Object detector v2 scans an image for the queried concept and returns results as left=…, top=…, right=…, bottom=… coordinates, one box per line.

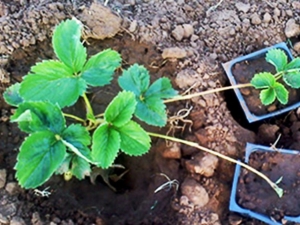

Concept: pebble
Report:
left=161, top=142, right=181, bottom=159
left=182, top=24, right=194, bottom=38
left=5, top=182, right=20, bottom=195
left=263, top=13, right=272, bottom=23
left=273, top=8, right=280, bottom=17
left=0, top=169, right=7, bottom=188
left=162, top=47, right=187, bottom=59
left=294, top=42, right=300, bottom=54
left=171, top=25, right=184, bottom=41
left=285, top=19, right=300, bottom=38
left=292, top=1, right=300, bottom=10
left=181, top=178, right=209, bottom=207
left=10, top=216, right=26, bottom=225
left=250, top=13, right=261, bottom=25
left=267, top=104, right=277, bottom=112
left=235, top=2, right=250, bottom=13
left=128, top=20, right=137, bottom=32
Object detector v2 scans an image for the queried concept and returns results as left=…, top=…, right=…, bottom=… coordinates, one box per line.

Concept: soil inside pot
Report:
left=237, top=150, right=300, bottom=221
left=232, top=54, right=300, bottom=116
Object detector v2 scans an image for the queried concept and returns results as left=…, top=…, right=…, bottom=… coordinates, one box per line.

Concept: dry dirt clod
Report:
left=0, top=169, right=7, bottom=189
left=181, top=178, right=209, bottom=207
left=185, top=153, right=218, bottom=177
left=160, top=142, right=181, bottom=159
left=162, top=47, right=187, bottom=59
left=251, top=13, right=261, bottom=25
left=294, top=42, right=300, bottom=54
left=172, top=25, right=184, bottom=41
left=235, top=2, right=250, bottom=13
left=5, top=182, right=20, bottom=195
left=284, top=19, right=300, bottom=38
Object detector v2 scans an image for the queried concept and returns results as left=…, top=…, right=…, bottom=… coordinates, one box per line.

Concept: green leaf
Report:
left=118, top=64, right=150, bottom=96
left=81, top=49, right=121, bottom=87
left=104, top=91, right=137, bottom=127
left=145, top=77, right=178, bottom=99
left=118, top=121, right=151, bottom=156
left=251, top=72, right=275, bottom=89
left=92, top=123, right=120, bottom=168
left=19, top=66, right=87, bottom=108
left=15, top=131, right=66, bottom=189
left=260, top=88, right=276, bottom=105
left=266, top=48, right=288, bottom=72
left=62, top=124, right=91, bottom=147
left=11, top=101, right=65, bottom=134
left=274, top=83, right=288, bottom=104
left=285, top=58, right=300, bottom=70
left=3, top=83, right=23, bottom=106
left=283, top=71, right=300, bottom=88
left=52, top=19, right=86, bottom=73
left=136, top=97, right=167, bottom=127
left=31, top=60, right=73, bottom=76
left=70, top=155, right=91, bottom=180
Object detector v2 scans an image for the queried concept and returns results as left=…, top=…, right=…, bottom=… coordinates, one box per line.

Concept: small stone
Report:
left=286, top=10, right=293, bottom=17
left=5, top=182, right=20, bottom=195
left=171, top=25, right=184, bottom=41
left=251, top=13, right=261, bottom=25
left=161, top=142, right=181, bottom=159
left=229, top=28, right=235, bottom=36
left=128, top=20, right=137, bottom=32
left=181, top=178, right=209, bottom=207
left=292, top=1, right=300, bottom=9
left=185, top=153, right=218, bottom=177
left=10, top=217, right=26, bottom=225
left=267, top=104, right=277, bottom=112
left=235, top=2, right=250, bottom=13
left=190, top=34, right=198, bottom=42
left=294, top=42, right=300, bottom=54
left=263, top=13, right=272, bottom=23
left=162, top=47, right=187, bottom=59
left=285, top=19, right=300, bottom=38
left=0, top=169, right=7, bottom=188
left=182, top=24, right=194, bottom=38
left=128, top=0, right=135, bottom=5
left=273, top=8, right=280, bottom=17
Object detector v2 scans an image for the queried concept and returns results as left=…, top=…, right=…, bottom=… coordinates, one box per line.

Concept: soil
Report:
left=1, top=0, right=300, bottom=225
left=232, top=52, right=300, bottom=116
left=238, top=150, right=300, bottom=222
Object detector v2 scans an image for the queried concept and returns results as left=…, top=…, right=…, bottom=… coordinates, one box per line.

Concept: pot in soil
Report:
left=222, top=42, right=300, bottom=123
left=230, top=143, right=300, bottom=224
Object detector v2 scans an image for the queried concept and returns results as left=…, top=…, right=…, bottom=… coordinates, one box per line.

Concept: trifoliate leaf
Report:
left=62, top=124, right=91, bottom=147
left=118, top=121, right=151, bottom=156
left=260, top=88, right=276, bottom=105
left=274, top=83, right=288, bottom=104
left=15, top=131, right=66, bottom=189
left=266, top=48, right=288, bottom=72
left=52, top=19, right=86, bottom=73
left=81, top=49, right=121, bottom=87
left=19, top=69, right=87, bottom=108
left=104, top=91, right=137, bottom=127
left=285, top=58, right=300, bottom=70
left=31, top=60, right=73, bottom=76
left=11, top=101, right=65, bottom=134
left=283, top=71, right=300, bottom=88
left=251, top=72, right=276, bottom=89
left=145, top=77, right=178, bottom=99
left=135, top=97, right=167, bottom=127
left=3, top=83, right=23, bottom=107
left=118, top=64, right=150, bottom=96
left=92, top=123, right=120, bottom=168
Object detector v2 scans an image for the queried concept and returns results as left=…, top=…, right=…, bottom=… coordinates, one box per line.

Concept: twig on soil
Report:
left=33, top=186, right=51, bottom=197
left=270, top=133, right=282, bottom=152
left=207, top=0, right=225, bottom=13
left=104, top=0, right=109, bottom=6
left=154, top=173, right=179, bottom=194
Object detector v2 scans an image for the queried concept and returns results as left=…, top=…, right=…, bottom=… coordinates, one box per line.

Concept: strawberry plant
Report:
left=250, top=49, right=300, bottom=105
left=4, top=18, right=285, bottom=198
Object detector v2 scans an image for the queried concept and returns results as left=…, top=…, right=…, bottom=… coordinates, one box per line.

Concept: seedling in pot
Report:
left=3, top=18, right=283, bottom=198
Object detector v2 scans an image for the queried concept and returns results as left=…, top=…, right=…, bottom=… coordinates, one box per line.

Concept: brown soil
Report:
left=232, top=53, right=300, bottom=116
left=1, top=0, right=300, bottom=225
left=237, top=150, right=300, bottom=221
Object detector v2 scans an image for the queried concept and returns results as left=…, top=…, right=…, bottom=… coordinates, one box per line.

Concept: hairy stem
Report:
left=148, top=132, right=283, bottom=197
left=63, top=113, right=86, bottom=123
left=164, top=83, right=253, bottom=103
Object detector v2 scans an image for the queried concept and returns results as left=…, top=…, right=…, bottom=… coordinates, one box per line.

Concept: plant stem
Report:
left=63, top=113, right=86, bottom=123
left=95, top=113, right=104, bottom=118
left=82, top=93, right=95, bottom=121
left=148, top=132, right=283, bottom=197
left=164, top=83, right=253, bottom=103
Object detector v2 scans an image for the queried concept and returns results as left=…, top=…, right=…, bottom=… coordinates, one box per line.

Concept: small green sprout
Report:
left=250, top=49, right=300, bottom=105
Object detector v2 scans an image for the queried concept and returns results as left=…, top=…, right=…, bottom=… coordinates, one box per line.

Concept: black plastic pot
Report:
left=222, top=42, right=300, bottom=123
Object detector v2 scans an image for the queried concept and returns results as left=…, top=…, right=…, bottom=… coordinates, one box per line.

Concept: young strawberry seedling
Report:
left=4, top=18, right=287, bottom=198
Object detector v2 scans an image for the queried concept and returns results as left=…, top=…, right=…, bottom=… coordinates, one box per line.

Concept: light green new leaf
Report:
left=3, top=83, right=23, bottom=106
left=92, top=123, right=120, bottom=168
left=266, top=48, right=288, bottom=72
left=251, top=72, right=275, bottom=89
left=15, top=131, right=66, bottom=189
left=31, top=60, right=73, bottom=76
left=274, top=83, right=288, bottom=104
left=104, top=91, right=137, bottom=127
left=283, top=71, right=300, bottom=88
left=285, top=58, right=300, bottom=70
left=145, top=77, right=178, bottom=99
left=52, top=19, right=86, bottom=73
left=11, top=101, right=65, bottom=134
left=81, top=49, right=121, bottom=87
left=118, top=121, right=151, bottom=156
left=260, top=88, right=276, bottom=105
left=118, top=64, right=150, bottom=96
left=20, top=72, right=87, bottom=108
left=135, top=97, right=167, bottom=127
